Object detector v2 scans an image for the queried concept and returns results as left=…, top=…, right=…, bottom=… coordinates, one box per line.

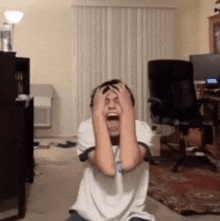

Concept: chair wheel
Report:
left=149, top=159, right=155, bottom=165
left=151, top=126, right=157, bottom=131
left=211, top=165, right=217, bottom=172
left=26, top=176, right=34, bottom=183
left=171, top=165, right=178, bottom=172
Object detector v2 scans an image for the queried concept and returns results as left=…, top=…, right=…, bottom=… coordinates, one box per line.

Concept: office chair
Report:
left=148, top=59, right=219, bottom=172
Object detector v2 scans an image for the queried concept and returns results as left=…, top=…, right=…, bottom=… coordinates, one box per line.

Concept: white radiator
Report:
left=30, top=84, right=53, bottom=128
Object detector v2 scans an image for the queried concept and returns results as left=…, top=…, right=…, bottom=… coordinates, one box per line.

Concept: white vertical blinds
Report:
left=72, top=5, right=176, bottom=128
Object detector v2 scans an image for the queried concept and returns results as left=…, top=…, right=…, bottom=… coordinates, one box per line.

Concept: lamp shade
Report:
left=4, top=10, right=24, bottom=24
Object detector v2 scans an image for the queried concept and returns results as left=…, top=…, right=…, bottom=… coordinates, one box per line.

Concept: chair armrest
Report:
left=148, top=97, right=162, bottom=104
left=197, top=98, right=209, bottom=103
left=197, top=98, right=210, bottom=107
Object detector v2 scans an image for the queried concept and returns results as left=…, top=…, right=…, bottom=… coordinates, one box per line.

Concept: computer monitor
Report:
left=190, top=54, right=220, bottom=82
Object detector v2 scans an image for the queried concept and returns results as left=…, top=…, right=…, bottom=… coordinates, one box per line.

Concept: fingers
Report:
left=109, top=83, right=127, bottom=93
left=95, top=87, right=106, bottom=97
left=117, top=83, right=126, bottom=90
left=108, top=85, right=117, bottom=93
left=93, top=88, right=104, bottom=105
left=110, top=84, right=119, bottom=91
left=94, top=87, right=101, bottom=100
left=94, top=86, right=112, bottom=102
left=99, top=86, right=106, bottom=94
left=94, top=83, right=127, bottom=102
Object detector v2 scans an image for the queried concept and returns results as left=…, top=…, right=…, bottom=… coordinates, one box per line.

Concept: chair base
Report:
left=151, top=155, right=219, bottom=172
left=154, top=131, right=219, bottom=172
left=170, top=154, right=218, bottom=173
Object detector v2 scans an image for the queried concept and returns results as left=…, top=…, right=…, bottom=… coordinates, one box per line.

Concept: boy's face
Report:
left=104, top=90, right=121, bottom=137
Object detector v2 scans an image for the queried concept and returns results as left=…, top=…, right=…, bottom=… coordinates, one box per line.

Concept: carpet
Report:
left=148, top=158, right=220, bottom=216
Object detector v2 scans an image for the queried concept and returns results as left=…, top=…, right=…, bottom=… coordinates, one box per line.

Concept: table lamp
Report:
left=1, top=10, right=24, bottom=52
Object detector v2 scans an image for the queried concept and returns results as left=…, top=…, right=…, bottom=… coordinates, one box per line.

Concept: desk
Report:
left=196, top=84, right=220, bottom=161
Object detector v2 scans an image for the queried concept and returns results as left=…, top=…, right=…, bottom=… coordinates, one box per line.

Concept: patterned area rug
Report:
left=148, top=158, right=220, bottom=216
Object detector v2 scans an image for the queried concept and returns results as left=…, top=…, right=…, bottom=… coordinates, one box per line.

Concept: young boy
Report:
left=66, top=79, right=156, bottom=221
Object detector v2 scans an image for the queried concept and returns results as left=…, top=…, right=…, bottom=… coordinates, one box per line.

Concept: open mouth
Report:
left=107, top=115, right=119, bottom=121
left=106, top=113, right=120, bottom=133
left=106, top=113, right=119, bottom=121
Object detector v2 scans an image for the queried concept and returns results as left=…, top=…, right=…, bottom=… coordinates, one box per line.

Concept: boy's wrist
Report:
left=92, top=113, right=106, bottom=122
left=120, top=108, right=135, bottom=123
left=121, top=106, right=135, bottom=116
left=93, top=111, right=106, bottom=120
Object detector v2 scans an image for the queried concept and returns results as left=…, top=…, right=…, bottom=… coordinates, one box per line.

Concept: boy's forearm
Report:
left=119, top=110, right=142, bottom=171
left=92, top=115, right=116, bottom=176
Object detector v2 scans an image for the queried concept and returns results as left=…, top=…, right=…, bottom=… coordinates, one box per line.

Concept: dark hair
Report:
left=90, top=79, right=135, bottom=108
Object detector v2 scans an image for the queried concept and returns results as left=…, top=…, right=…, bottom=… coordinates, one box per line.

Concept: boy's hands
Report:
left=91, top=86, right=117, bottom=177
left=109, top=83, right=134, bottom=116
left=92, top=83, right=134, bottom=119
left=92, top=87, right=110, bottom=118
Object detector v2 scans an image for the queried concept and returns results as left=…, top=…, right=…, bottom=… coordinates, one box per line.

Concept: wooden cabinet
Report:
left=0, top=52, right=30, bottom=100
left=0, top=52, right=34, bottom=220
left=0, top=98, right=34, bottom=220
left=208, top=14, right=220, bottom=53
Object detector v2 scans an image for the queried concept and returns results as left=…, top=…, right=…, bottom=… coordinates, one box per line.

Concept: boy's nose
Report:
left=109, top=101, right=116, bottom=109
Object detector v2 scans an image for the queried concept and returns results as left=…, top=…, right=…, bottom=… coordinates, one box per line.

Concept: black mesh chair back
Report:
left=148, top=59, right=201, bottom=122
left=147, top=59, right=219, bottom=172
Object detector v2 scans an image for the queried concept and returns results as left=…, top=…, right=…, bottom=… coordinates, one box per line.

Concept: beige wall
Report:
left=175, top=0, right=201, bottom=60
left=0, top=0, right=77, bottom=137
left=0, top=0, right=217, bottom=137
left=175, top=0, right=217, bottom=59
left=198, top=0, right=217, bottom=54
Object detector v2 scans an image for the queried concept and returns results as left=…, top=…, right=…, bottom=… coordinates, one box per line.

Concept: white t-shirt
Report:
left=70, top=117, right=156, bottom=221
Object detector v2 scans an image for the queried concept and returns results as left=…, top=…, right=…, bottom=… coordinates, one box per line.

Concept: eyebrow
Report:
left=105, top=97, right=119, bottom=101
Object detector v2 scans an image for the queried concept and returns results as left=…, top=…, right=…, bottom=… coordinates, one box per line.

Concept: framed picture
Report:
left=208, top=14, right=220, bottom=53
